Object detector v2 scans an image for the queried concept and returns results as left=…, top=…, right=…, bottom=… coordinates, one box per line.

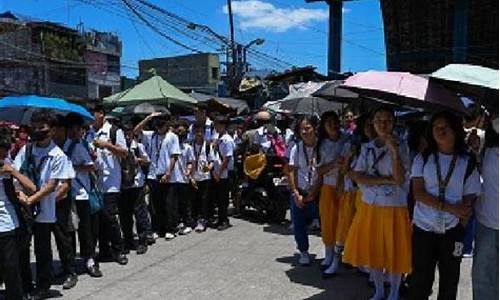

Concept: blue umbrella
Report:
left=0, top=95, right=94, bottom=124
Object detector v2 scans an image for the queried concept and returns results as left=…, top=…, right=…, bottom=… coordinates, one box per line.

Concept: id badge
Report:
left=435, top=211, right=446, bottom=234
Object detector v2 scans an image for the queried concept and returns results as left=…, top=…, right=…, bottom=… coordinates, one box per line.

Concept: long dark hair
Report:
left=423, top=111, right=467, bottom=159
left=296, top=115, right=319, bottom=160
left=484, top=120, right=499, bottom=149
left=317, top=111, right=340, bottom=162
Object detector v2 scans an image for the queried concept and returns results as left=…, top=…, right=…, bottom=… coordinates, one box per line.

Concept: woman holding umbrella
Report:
left=344, top=107, right=412, bottom=300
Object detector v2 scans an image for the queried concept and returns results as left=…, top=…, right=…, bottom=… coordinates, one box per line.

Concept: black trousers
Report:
left=53, top=198, right=76, bottom=274
left=163, top=182, right=179, bottom=234
left=17, top=228, right=33, bottom=294
left=409, top=224, right=465, bottom=300
left=118, top=186, right=150, bottom=246
left=73, top=200, right=98, bottom=260
left=0, top=230, right=23, bottom=299
left=175, top=183, right=192, bottom=227
left=33, top=223, right=53, bottom=291
left=213, top=178, right=229, bottom=224
left=191, top=180, right=212, bottom=222
left=98, top=192, right=124, bottom=255
left=148, top=179, right=162, bottom=234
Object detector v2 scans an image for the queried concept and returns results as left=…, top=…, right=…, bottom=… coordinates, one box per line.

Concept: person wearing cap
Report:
left=253, top=110, right=281, bottom=154
left=212, top=116, right=235, bottom=231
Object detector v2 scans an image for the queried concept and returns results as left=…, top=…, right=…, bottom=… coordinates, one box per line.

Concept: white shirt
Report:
left=213, top=133, right=234, bottom=179
left=289, top=141, right=319, bottom=191
left=319, top=135, right=350, bottom=187
left=254, top=126, right=282, bottom=153
left=124, top=140, right=149, bottom=189
left=0, top=158, right=18, bottom=232
left=411, top=153, right=482, bottom=232
left=63, top=139, right=94, bottom=200
left=140, top=130, right=166, bottom=180
left=354, top=139, right=410, bottom=207
left=171, top=142, right=195, bottom=184
left=157, top=131, right=181, bottom=177
left=91, top=122, right=127, bottom=193
left=192, top=141, right=216, bottom=182
left=187, top=118, right=215, bottom=142
left=14, top=142, right=75, bottom=223
left=475, top=147, right=499, bottom=229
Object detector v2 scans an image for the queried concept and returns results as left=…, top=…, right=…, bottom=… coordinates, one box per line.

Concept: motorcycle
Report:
left=235, top=154, right=290, bottom=223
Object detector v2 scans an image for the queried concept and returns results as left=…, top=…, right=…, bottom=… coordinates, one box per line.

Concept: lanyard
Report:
left=369, top=148, right=387, bottom=176
left=434, top=153, right=458, bottom=201
left=193, top=141, right=205, bottom=172
left=302, top=142, right=316, bottom=186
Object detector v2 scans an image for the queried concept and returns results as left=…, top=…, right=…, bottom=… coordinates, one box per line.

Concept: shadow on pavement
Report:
left=276, top=254, right=375, bottom=300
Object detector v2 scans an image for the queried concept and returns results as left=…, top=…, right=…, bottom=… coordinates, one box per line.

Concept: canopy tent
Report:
left=103, top=76, right=197, bottom=108
left=190, top=92, right=250, bottom=115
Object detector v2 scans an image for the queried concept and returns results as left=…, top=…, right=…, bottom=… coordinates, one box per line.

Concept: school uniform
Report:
left=187, top=118, right=215, bottom=142
left=0, top=158, right=23, bottom=299
left=317, top=136, right=350, bottom=248
left=288, top=141, right=319, bottom=253
left=156, top=130, right=181, bottom=235
left=192, top=141, right=216, bottom=224
left=118, top=140, right=151, bottom=248
left=140, top=130, right=166, bottom=235
left=92, top=121, right=127, bottom=256
left=408, top=152, right=481, bottom=300
left=343, top=139, right=412, bottom=275
left=169, top=140, right=195, bottom=229
left=63, top=138, right=97, bottom=262
left=473, top=147, right=499, bottom=300
left=212, top=132, right=235, bottom=226
left=14, top=141, right=74, bottom=292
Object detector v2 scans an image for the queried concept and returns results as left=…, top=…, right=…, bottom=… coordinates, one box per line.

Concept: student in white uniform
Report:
left=409, top=111, right=481, bottom=300
left=472, top=116, right=498, bottom=300
left=171, top=120, right=195, bottom=235
left=133, top=112, right=168, bottom=241
left=187, top=103, right=215, bottom=142
left=212, top=116, right=235, bottom=231
left=63, top=113, right=102, bottom=278
left=0, top=130, right=36, bottom=300
left=287, top=116, right=320, bottom=266
left=89, top=105, right=129, bottom=265
left=15, top=110, right=75, bottom=299
left=158, top=121, right=182, bottom=240
left=191, top=122, right=216, bottom=232
left=344, top=107, right=412, bottom=300
left=119, top=123, right=151, bottom=255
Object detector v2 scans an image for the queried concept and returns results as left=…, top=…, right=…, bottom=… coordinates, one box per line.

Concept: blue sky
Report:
left=1, top=0, right=387, bottom=77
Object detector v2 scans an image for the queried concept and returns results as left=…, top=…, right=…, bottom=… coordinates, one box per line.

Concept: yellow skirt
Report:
left=319, top=185, right=340, bottom=247
left=343, top=200, right=412, bottom=274
left=336, top=190, right=360, bottom=245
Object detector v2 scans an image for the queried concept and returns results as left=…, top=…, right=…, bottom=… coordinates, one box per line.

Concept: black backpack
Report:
left=108, top=126, right=137, bottom=188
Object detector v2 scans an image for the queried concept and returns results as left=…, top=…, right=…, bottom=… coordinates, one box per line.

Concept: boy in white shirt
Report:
left=212, top=117, right=235, bottom=231
left=15, top=111, right=75, bottom=299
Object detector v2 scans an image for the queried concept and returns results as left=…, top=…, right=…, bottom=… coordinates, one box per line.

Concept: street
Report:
left=42, top=215, right=473, bottom=300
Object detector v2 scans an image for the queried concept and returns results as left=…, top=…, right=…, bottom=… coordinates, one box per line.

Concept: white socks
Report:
left=387, top=273, right=401, bottom=300
left=321, top=246, right=333, bottom=267
left=370, top=269, right=385, bottom=300
left=369, top=270, right=401, bottom=300
left=324, top=245, right=343, bottom=275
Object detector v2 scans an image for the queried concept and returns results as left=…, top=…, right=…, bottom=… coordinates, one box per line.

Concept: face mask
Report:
left=493, top=117, right=499, bottom=134
left=31, top=129, right=50, bottom=142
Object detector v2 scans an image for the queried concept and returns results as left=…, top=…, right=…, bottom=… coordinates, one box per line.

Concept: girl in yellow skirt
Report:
left=307, top=111, right=350, bottom=278
left=344, top=107, right=412, bottom=300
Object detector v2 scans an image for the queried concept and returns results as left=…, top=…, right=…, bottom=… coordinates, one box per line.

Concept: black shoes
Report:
left=87, top=264, right=103, bottom=278
left=136, top=244, right=148, bottom=255
left=113, top=252, right=129, bottom=265
left=62, top=273, right=78, bottom=290
left=217, top=222, right=231, bottom=231
left=31, top=289, right=51, bottom=300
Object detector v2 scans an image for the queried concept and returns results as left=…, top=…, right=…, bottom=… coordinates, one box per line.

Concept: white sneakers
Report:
left=165, top=233, right=176, bottom=240
left=298, top=251, right=311, bottom=266
left=181, top=227, right=192, bottom=235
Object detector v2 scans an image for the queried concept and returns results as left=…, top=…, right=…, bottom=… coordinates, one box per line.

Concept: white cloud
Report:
left=223, top=0, right=329, bottom=33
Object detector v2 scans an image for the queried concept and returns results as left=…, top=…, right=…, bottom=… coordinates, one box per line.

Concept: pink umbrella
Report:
left=342, top=71, right=466, bottom=113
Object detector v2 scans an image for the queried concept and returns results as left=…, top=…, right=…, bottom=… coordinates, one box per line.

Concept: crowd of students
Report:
left=0, top=103, right=237, bottom=300
left=0, top=101, right=497, bottom=300
left=286, top=106, right=498, bottom=300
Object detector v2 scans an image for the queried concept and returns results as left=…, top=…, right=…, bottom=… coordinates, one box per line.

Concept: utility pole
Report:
left=226, top=0, right=237, bottom=96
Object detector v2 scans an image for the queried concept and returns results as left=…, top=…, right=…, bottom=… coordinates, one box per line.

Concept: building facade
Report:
left=381, top=0, right=498, bottom=73
left=139, top=53, right=220, bottom=95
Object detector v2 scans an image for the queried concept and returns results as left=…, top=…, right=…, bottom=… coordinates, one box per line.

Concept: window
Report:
left=211, top=67, right=219, bottom=80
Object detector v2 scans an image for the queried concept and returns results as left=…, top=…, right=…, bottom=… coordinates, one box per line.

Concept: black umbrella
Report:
left=311, top=80, right=359, bottom=103
left=279, top=96, right=343, bottom=117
